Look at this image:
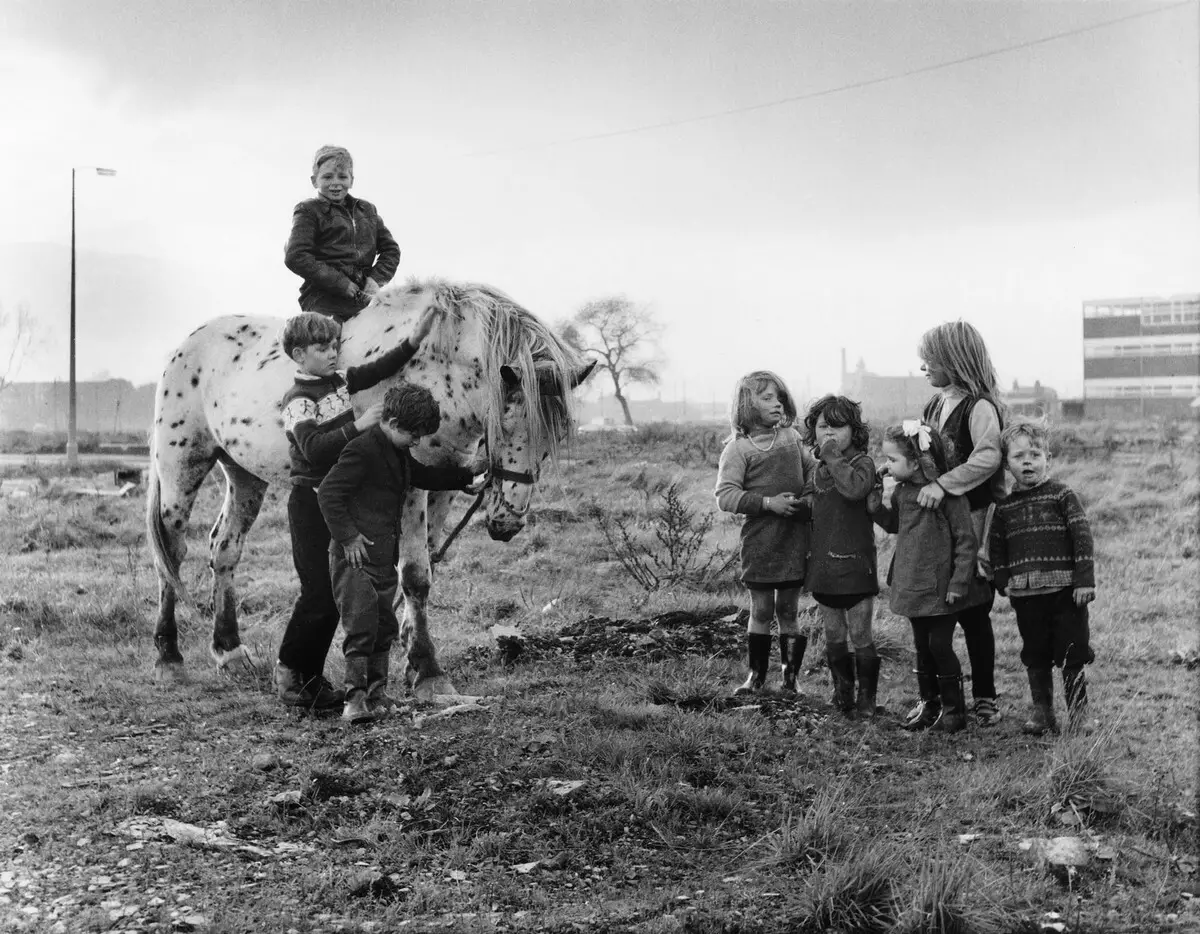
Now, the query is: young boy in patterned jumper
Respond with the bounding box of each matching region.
[989,422,1096,734]
[274,306,439,710]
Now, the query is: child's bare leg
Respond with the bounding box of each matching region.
[775,588,806,693]
[847,597,880,718]
[735,589,775,694]
[820,604,855,715]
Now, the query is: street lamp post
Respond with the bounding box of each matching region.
[67,166,116,469]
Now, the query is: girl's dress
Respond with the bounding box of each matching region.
[807,447,879,604]
[715,426,815,585]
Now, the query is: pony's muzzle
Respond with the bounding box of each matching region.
[485,516,524,542]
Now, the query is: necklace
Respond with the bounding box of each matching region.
[745,427,779,452]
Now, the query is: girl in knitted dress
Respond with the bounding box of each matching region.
[715,371,815,695]
[916,321,1006,727]
[874,421,978,733]
[801,395,883,720]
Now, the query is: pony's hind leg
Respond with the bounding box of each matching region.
[149,451,216,679]
[208,460,268,669]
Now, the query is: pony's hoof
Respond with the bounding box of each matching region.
[411,676,458,703]
[212,644,253,670]
[154,661,188,684]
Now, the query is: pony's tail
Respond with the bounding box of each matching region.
[145,443,191,604]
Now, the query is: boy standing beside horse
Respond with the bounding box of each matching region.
[275,307,440,710]
[318,384,485,723]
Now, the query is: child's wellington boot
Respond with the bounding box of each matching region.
[778,633,808,694]
[854,653,881,720]
[902,670,941,731]
[825,642,856,716]
[735,633,773,694]
[1021,668,1058,735]
[1062,666,1092,734]
[341,656,377,724]
[931,675,967,733]
[366,651,400,717]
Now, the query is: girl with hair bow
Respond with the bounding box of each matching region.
[872,420,979,733]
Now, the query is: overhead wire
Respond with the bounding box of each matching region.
[463,1,1195,158]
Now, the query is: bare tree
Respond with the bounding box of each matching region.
[0,302,36,396]
[559,298,662,427]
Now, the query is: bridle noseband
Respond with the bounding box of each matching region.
[430,440,537,564]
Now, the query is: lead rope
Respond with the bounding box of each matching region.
[430,489,486,566]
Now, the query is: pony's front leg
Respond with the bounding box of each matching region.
[397,489,458,701]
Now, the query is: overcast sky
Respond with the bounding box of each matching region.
[1,0,1196,404]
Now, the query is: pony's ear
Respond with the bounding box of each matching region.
[571,360,598,389]
[500,365,521,388]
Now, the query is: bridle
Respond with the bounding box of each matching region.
[430,438,537,565]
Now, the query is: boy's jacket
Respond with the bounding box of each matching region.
[317,426,473,567]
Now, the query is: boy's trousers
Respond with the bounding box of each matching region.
[330,554,401,660]
[277,485,340,675]
[1010,588,1094,669]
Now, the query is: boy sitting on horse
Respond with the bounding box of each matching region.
[275,307,439,710]
[285,145,400,322]
[318,383,485,723]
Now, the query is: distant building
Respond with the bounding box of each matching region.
[0,379,156,435]
[1082,294,1200,419]
[840,352,931,424]
[1007,380,1060,420]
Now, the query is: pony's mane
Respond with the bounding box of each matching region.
[381,278,581,463]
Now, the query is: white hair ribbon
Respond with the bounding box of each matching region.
[901,419,932,452]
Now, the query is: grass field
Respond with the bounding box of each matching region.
[0,422,1196,933]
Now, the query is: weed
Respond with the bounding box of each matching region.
[599,480,737,592]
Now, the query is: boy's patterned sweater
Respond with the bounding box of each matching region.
[988,478,1094,593]
[281,339,417,487]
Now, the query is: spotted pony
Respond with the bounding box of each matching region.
[147,278,594,698]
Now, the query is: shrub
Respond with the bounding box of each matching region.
[598,481,737,592]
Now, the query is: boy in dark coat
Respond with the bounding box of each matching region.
[285,145,400,322]
[318,383,484,723]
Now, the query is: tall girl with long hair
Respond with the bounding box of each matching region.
[916,321,1005,726]
[715,371,815,694]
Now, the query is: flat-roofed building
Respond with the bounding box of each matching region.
[1082,294,1199,419]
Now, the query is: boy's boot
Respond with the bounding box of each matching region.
[902,669,941,731]
[303,671,344,711]
[931,675,967,733]
[341,656,377,724]
[854,652,881,720]
[1062,666,1091,734]
[825,642,856,716]
[275,663,315,708]
[366,651,400,717]
[1021,668,1058,735]
[778,633,808,694]
[735,633,773,694]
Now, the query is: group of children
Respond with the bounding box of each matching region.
[716,324,1097,736]
[275,145,485,723]
[278,143,1097,736]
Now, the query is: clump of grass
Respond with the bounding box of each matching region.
[753,781,854,869]
[894,852,981,934]
[803,843,897,933]
[645,657,725,710]
[1042,722,1127,831]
